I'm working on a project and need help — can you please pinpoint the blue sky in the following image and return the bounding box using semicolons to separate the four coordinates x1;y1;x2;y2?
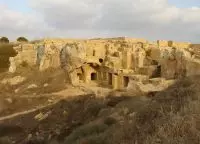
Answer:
168;0;200;8
0;0;31;12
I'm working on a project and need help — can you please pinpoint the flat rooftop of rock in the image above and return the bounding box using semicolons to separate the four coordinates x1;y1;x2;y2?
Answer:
29;37;199;45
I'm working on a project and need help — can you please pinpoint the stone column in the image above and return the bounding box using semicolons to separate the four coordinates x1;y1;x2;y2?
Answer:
112;74;119;89
8;57;16;73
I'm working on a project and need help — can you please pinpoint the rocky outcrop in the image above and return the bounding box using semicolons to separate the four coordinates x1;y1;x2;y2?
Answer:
1;76;26;86
9;37;200;91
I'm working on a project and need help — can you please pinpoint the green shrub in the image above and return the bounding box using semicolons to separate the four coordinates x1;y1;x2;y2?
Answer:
0;37;9;43
17;37;28;42
0;44;17;69
0;44;17;56
79;134;108;144
65;123;108;143
86;101;105;117
103;117;117;126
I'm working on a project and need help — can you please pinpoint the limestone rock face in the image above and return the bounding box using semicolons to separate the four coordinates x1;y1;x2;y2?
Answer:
127;78;176;94
159;47;187;79
60;43;87;72
13;44;37;67
8;37;200;91
38;42;60;71
1;76;26;86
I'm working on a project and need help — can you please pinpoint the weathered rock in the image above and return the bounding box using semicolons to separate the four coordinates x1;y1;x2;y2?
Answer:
122;107;129;115
34;111;52;121
127;78;176;95
48;99;53;103
43;83;49;87
1;76;26;86
27;134;33;141
0;137;12;144
110;112;124;121
129;112;136;118
8;57;16;73
27;84;38;89
14;88;20;93
5;98;13;104
9;38;197;93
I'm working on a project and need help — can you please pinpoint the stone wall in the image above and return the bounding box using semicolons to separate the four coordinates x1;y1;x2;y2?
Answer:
157;40;191;48
13;44;36;67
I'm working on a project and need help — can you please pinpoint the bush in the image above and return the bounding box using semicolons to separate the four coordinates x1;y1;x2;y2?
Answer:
17;37;28;42
80;134;108;144
103;117;117;126
65;123;108;143
85;100;105;117
0;37;9;43
0;44;17;56
0;44;17;69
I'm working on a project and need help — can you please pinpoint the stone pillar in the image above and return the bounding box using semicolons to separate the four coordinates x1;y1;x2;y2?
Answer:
127;51;132;69
138;49;146;68
112;74;119;89
122;50;127;69
133;48;146;71
97;71;102;81
122;50;132;69
83;65;91;84
70;70;79;85
160;48;177;79
175;51;186;78
118;74;124;90
8;57;16;73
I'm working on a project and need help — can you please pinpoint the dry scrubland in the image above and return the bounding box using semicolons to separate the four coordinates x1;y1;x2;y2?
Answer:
0;65;200;144
0;42;200;144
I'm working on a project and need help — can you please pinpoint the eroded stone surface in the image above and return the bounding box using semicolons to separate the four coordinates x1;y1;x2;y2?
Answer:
10;37;200;93
1;76;26;86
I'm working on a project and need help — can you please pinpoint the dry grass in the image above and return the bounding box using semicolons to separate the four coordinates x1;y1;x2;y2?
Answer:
1;67;200;144
62;76;200;144
103;76;200;144
65;122;109;144
0;66;67;95
17;67;67;94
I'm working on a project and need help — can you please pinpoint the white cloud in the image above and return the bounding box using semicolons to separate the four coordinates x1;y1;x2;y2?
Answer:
0;4;54;40
29;0;200;42
1;0;200;42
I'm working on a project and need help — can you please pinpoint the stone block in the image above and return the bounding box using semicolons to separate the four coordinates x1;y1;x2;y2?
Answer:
138;66;158;77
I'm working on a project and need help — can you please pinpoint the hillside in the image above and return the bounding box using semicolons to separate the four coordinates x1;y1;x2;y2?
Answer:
0;66;200;144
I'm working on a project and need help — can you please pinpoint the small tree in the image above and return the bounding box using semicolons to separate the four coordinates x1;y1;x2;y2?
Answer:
0;37;9;43
0;44;17;69
17;37;28;42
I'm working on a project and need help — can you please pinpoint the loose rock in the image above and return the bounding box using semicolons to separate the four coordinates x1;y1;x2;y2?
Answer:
27;84;38;89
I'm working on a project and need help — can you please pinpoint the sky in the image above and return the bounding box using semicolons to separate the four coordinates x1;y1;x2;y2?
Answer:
0;0;200;43
168;0;200;8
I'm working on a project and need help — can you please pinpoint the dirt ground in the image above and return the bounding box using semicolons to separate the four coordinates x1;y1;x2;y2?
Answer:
0;67;118;144
1;67;199;144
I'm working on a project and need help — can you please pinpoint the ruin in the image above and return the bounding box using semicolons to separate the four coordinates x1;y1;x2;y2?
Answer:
11;37;200;91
